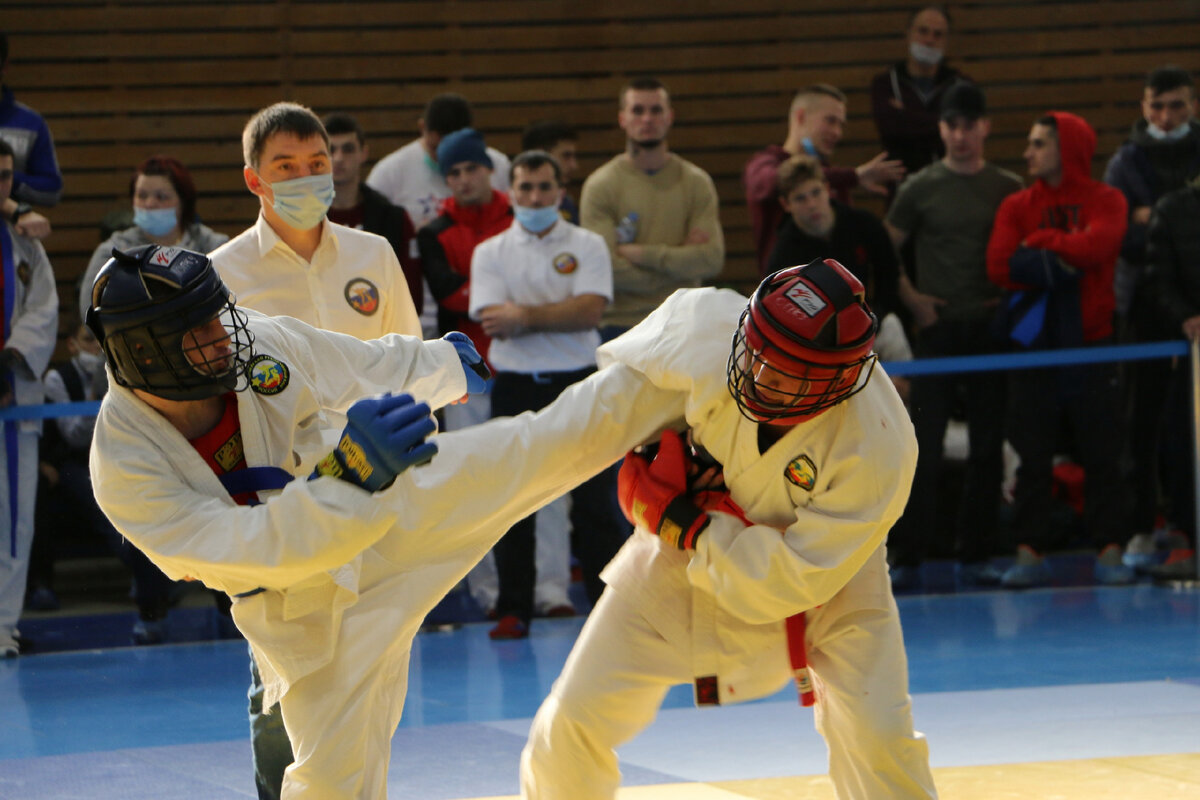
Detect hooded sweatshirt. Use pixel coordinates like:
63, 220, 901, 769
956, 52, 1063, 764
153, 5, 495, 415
986, 111, 1128, 342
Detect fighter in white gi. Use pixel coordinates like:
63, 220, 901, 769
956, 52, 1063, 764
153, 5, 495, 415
208, 100, 424, 800
520, 259, 938, 799
86, 244, 680, 799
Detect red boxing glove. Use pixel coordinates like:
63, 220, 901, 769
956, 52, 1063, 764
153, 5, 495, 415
618, 430, 709, 549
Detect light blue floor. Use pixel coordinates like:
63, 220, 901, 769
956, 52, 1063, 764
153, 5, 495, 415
2, 584, 1198, 799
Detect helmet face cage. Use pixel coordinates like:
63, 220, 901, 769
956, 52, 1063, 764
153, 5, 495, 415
726, 259, 878, 425
727, 310, 877, 423
90, 245, 257, 401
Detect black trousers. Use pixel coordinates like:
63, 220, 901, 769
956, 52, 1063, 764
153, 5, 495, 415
490, 367, 629, 623
32, 457, 175, 619
890, 316, 1006, 567
1007, 341, 1126, 552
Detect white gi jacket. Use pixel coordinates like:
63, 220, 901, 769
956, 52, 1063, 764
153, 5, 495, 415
4, 224, 58, 428
597, 287, 917, 705
90, 311, 465, 707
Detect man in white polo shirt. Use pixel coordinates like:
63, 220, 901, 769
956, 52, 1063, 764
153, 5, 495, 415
212, 102, 421, 342
469, 149, 625, 639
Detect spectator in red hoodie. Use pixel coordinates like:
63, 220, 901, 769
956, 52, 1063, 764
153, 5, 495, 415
417, 127, 512, 430
986, 111, 1132, 588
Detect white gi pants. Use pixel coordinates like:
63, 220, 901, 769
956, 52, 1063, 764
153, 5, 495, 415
275, 365, 683, 799
521, 551, 937, 800
0, 430, 40, 647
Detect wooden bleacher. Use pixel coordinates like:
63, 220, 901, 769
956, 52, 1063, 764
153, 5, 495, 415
5, 0, 1200, 350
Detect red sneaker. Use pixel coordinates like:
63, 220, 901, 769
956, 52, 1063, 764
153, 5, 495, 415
489, 615, 529, 640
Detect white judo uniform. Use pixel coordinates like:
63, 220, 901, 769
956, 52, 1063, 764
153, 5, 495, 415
0, 224, 58, 652
89, 309, 682, 799
521, 288, 938, 799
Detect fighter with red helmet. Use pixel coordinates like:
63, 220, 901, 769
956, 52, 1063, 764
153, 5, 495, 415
521, 259, 936, 799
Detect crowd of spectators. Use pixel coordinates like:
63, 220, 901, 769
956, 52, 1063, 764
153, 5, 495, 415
3, 7, 1200, 663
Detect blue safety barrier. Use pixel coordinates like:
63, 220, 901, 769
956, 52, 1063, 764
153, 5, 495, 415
882, 340, 1188, 378
0, 341, 1191, 422
0, 400, 102, 421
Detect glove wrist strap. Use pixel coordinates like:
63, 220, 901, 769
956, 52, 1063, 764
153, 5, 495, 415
658, 496, 708, 550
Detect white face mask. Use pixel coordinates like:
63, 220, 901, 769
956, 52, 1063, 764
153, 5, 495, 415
76, 350, 104, 375
1146, 122, 1191, 142
909, 41, 943, 66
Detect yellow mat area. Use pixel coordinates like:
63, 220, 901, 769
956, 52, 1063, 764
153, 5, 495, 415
467, 753, 1200, 799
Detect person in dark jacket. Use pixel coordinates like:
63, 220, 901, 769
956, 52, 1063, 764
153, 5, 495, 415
1103, 67, 1200, 568
323, 113, 425, 319
870, 6, 971, 191
767, 155, 900, 320
1140, 176, 1200, 579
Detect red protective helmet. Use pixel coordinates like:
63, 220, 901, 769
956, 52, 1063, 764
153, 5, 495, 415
727, 258, 878, 424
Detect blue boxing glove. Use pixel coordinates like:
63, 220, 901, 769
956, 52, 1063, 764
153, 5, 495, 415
311, 393, 438, 491
443, 331, 491, 394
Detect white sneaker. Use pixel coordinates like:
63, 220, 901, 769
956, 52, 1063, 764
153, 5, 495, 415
1, 634, 18, 658
1123, 532, 1157, 570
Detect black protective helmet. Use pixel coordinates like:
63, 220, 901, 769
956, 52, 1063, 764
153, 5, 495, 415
85, 244, 256, 400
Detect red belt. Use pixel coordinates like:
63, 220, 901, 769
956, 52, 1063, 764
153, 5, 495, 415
786, 611, 815, 706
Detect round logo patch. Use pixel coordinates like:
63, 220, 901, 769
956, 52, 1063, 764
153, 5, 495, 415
344, 278, 380, 316
552, 252, 578, 275
785, 454, 817, 491
248, 355, 290, 395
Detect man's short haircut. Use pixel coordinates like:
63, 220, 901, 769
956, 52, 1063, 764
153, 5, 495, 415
790, 84, 847, 117
907, 5, 952, 30
521, 120, 577, 153
1146, 65, 1194, 96
133, 155, 199, 227
620, 77, 670, 107
510, 150, 562, 185
0, 137, 13, 159
776, 155, 826, 197
1036, 114, 1059, 132
322, 112, 366, 144
242, 102, 329, 169
423, 93, 474, 136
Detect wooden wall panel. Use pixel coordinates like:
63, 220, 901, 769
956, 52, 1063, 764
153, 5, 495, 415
2, 0, 1199, 341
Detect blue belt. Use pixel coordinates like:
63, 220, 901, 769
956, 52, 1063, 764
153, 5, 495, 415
219, 466, 295, 599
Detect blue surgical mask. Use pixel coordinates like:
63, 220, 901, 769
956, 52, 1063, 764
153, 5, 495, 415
1146, 122, 1190, 142
513, 204, 560, 234
133, 206, 178, 237
262, 173, 335, 230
